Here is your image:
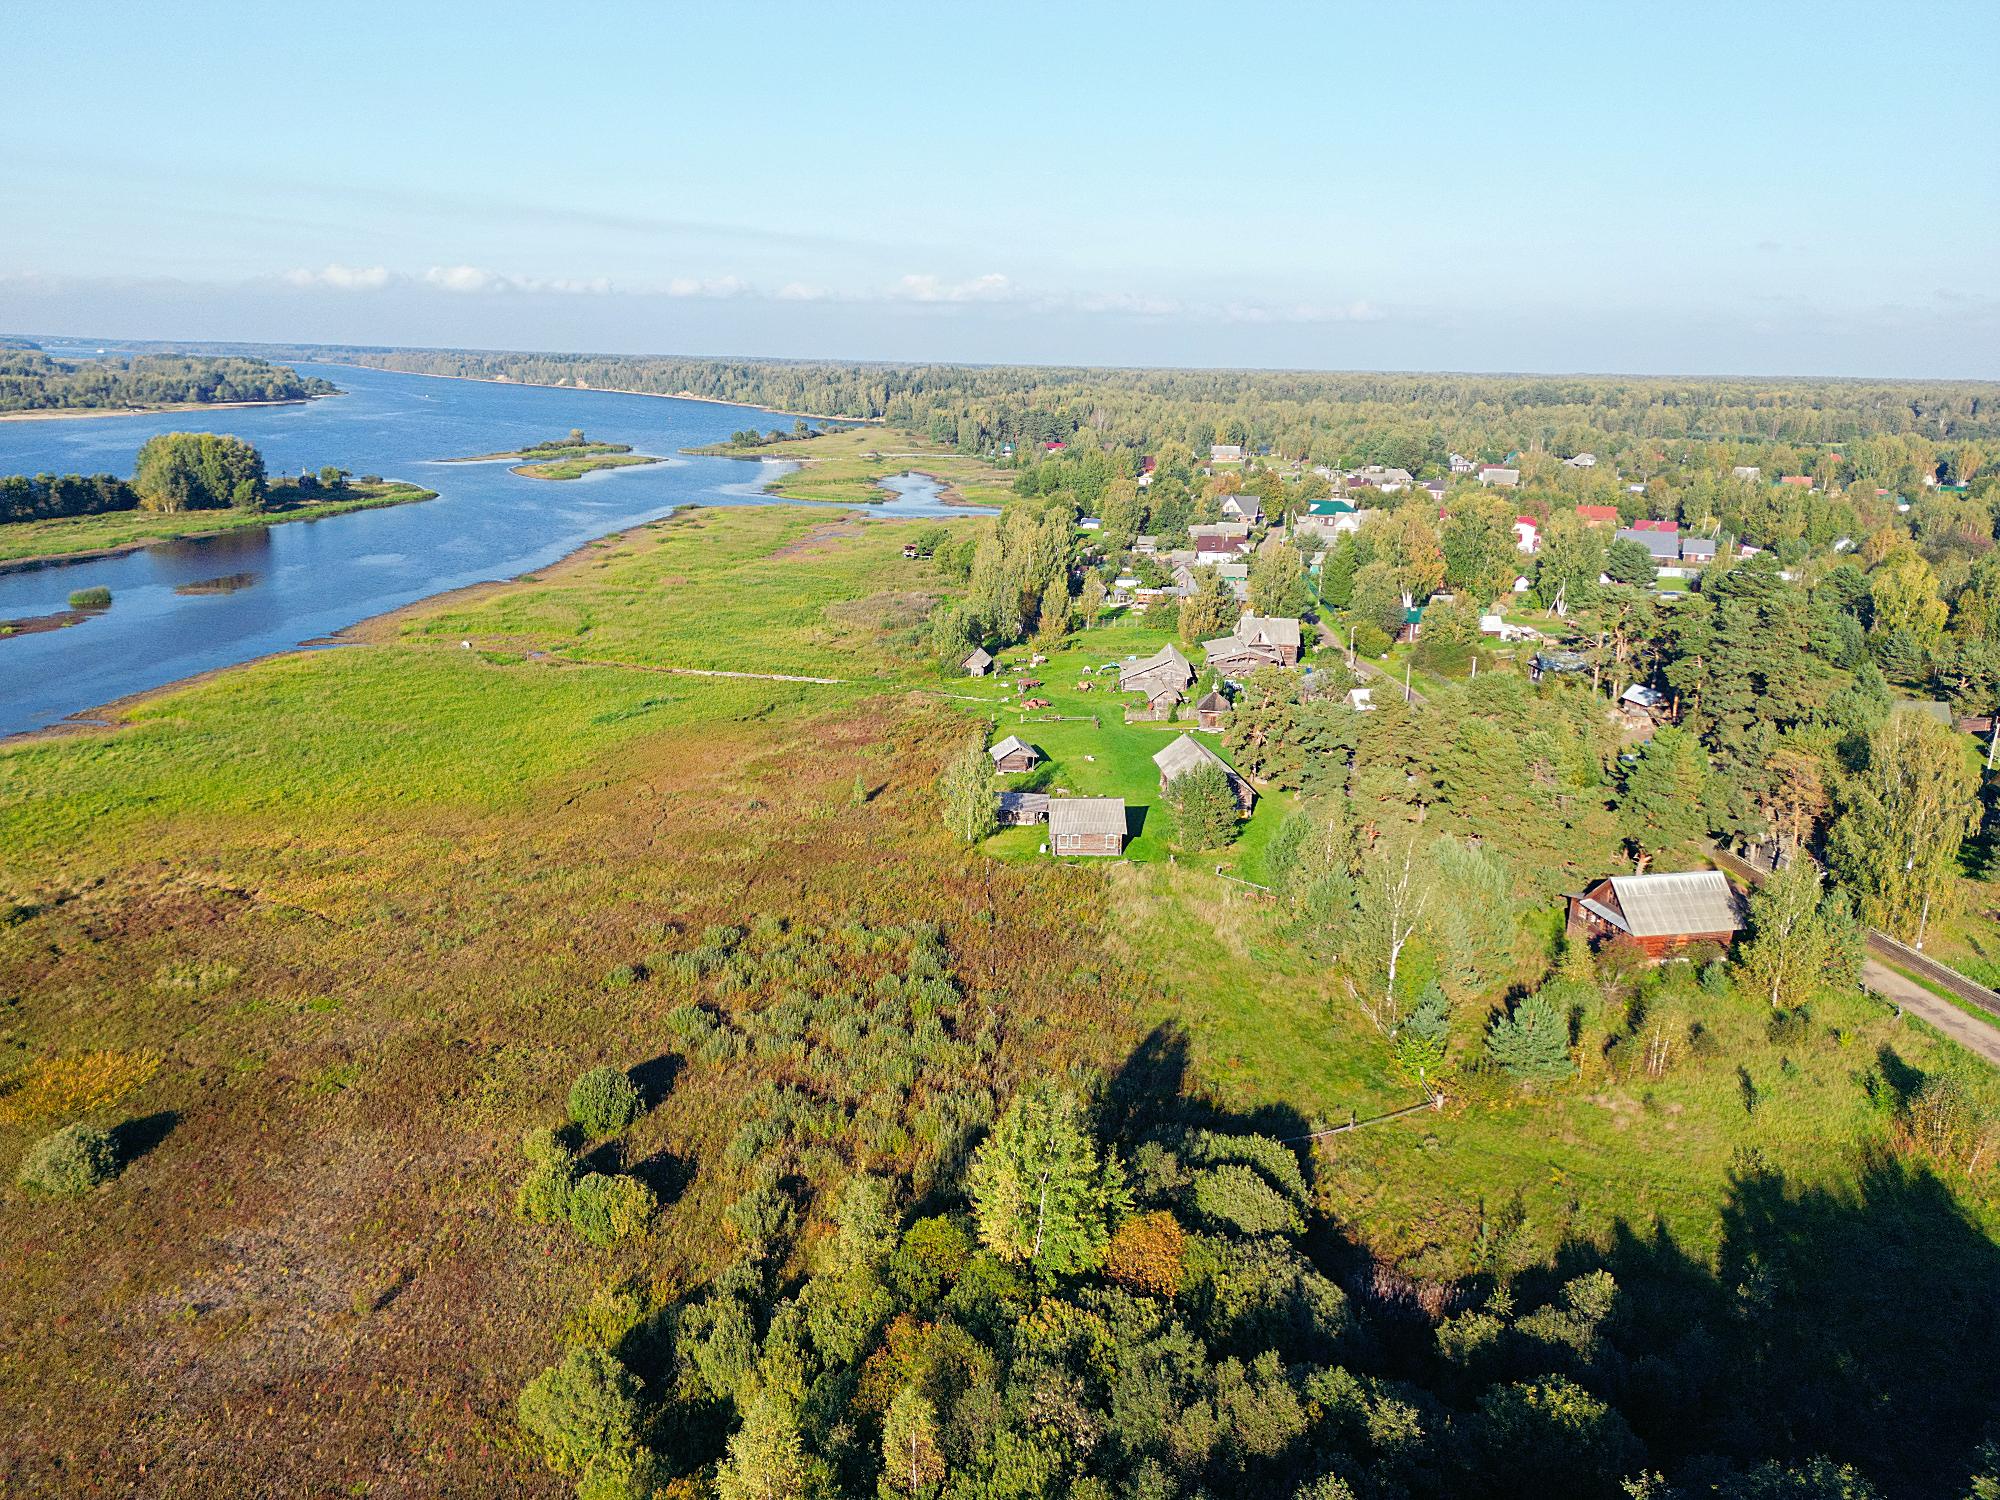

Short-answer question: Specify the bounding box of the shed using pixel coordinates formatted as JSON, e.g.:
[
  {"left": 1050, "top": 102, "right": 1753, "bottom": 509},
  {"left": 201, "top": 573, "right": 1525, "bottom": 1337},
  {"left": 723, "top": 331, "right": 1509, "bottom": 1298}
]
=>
[
  {"left": 1118, "top": 643, "right": 1194, "bottom": 698},
  {"left": 1195, "top": 688, "right": 1231, "bottom": 730},
  {"left": 997, "top": 790, "right": 1050, "bottom": 827},
  {"left": 1566, "top": 870, "right": 1744, "bottom": 959},
  {"left": 988, "top": 735, "right": 1042, "bottom": 774},
  {"left": 1152, "top": 733, "right": 1253, "bottom": 810},
  {"left": 1048, "top": 797, "right": 1127, "bottom": 856},
  {"left": 962, "top": 647, "right": 993, "bottom": 677}
]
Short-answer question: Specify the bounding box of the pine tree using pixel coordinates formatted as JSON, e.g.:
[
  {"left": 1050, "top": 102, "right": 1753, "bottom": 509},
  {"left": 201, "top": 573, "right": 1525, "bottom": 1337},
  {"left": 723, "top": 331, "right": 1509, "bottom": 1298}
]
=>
[
  {"left": 1617, "top": 727, "right": 1714, "bottom": 870},
  {"left": 1165, "top": 761, "right": 1240, "bottom": 852},
  {"left": 1394, "top": 981, "right": 1451, "bottom": 1086}
]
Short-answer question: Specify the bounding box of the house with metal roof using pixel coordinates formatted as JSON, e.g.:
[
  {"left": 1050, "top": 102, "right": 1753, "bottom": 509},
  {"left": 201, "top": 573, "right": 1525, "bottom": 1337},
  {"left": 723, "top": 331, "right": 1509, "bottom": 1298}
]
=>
[
  {"left": 1616, "top": 526, "right": 1681, "bottom": 561},
  {"left": 1566, "top": 869, "right": 1744, "bottom": 959}
]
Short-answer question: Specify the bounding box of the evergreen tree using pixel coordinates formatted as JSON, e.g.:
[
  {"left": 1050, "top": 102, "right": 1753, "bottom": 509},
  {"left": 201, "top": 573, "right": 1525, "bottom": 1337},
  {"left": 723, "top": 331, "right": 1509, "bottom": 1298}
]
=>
[
  {"left": 1617, "top": 727, "right": 1715, "bottom": 869},
  {"left": 1165, "top": 760, "right": 1241, "bottom": 852},
  {"left": 1394, "top": 980, "right": 1451, "bottom": 1086},
  {"left": 1485, "top": 992, "right": 1575, "bottom": 1080}
]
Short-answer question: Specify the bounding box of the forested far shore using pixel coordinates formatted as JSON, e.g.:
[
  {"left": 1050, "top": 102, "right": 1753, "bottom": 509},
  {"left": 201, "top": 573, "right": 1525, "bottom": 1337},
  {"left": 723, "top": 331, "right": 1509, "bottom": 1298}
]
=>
[
  {"left": 0, "top": 349, "right": 334, "bottom": 414},
  {"left": 236, "top": 344, "right": 2000, "bottom": 458}
]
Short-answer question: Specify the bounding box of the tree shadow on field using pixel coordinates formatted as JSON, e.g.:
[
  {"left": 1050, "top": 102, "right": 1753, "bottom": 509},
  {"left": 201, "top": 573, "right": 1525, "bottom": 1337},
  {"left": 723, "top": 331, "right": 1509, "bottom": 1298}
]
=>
[
  {"left": 1482, "top": 1153, "right": 2000, "bottom": 1497},
  {"left": 1106, "top": 1020, "right": 1310, "bottom": 1144},
  {"left": 630, "top": 1053, "right": 683, "bottom": 1109},
  {"left": 112, "top": 1110, "right": 179, "bottom": 1166}
]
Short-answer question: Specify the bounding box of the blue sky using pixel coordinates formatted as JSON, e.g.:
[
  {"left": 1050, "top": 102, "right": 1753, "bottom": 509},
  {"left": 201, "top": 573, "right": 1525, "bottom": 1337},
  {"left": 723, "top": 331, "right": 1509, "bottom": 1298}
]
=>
[{"left": 5, "top": 1, "right": 1995, "bottom": 376}]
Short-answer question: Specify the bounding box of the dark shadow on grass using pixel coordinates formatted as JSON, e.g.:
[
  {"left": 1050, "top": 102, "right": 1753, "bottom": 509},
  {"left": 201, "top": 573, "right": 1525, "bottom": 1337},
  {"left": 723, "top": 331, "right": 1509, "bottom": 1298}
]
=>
[
  {"left": 630, "top": 1053, "right": 683, "bottom": 1108},
  {"left": 1457, "top": 1153, "right": 2000, "bottom": 1497},
  {"left": 112, "top": 1110, "right": 179, "bottom": 1165},
  {"left": 627, "top": 1147, "right": 694, "bottom": 1207}
]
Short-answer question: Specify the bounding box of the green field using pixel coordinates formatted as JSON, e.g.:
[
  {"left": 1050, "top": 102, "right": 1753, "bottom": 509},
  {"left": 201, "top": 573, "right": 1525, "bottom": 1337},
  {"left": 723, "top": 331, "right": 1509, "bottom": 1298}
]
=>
[
  {"left": 692, "top": 424, "right": 1016, "bottom": 506},
  {"left": 509, "top": 452, "right": 664, "bottom": 481},
  {"left": 0, "top": 480, "right": 437, "bottom": 566}
]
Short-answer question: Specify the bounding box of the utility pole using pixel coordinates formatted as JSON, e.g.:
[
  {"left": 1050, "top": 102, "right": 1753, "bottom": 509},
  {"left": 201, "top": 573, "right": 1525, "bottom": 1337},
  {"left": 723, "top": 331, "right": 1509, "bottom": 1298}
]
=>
[
  {"left": 1987, "top": 709, "right": 1997, "bottom": 772},
  {"left": 1404, "top": 656, "right": 1413, "bottom": 703}
]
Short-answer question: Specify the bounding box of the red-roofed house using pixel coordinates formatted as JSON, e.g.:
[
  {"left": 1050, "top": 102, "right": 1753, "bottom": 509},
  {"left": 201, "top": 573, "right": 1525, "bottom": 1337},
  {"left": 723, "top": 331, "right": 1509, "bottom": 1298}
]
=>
[
  {"left": 1779, "top": 475, "right": 1812, "bottom": 488},
  {"left": 1632, "top": 519, "right": 1679, "bottom": 533},
  {"left": 1513, "top": 516, "right": 1540, "bottom": 553},
  {"left": 1576, "top": 505, "right": 1621, "bottom": 527}
]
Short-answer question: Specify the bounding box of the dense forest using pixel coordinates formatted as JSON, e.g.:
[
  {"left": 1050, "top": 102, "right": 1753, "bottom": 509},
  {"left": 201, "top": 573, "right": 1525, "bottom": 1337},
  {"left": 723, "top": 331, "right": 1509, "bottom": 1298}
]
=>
[
  {"left": 266, "top": 345, "right": 2000, "bottom": 474},
  {"left": 0, "top": 350, "right": 334, "bottom": 414}
]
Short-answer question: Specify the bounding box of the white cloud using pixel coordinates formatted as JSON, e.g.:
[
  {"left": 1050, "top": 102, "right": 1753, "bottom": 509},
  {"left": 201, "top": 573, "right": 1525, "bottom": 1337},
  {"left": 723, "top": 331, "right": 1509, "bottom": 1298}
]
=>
[
  {"left": 893, "top": 272, "right": 1016, "bottom": 304},
  {"left": 421, "top": 265, "right": 614, "bottom": 295},
  {"left": 283, "top": 263, "right": 392, "bottom": 291},
  {"left": 775, "top": 281, "right": 831, "bottom": 302}
]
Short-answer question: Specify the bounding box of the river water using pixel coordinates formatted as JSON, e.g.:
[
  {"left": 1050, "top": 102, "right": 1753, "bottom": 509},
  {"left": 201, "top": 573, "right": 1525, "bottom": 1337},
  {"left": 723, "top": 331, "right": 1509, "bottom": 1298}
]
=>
[{"left": 0, "top": 363, "right": 981, "bottom": 735}]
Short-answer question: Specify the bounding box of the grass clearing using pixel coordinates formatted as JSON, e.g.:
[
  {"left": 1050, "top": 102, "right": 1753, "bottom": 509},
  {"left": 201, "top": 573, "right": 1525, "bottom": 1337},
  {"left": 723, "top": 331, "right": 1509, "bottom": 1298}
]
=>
[{"left": 692, "top": 424, "right": 1016, "bottom": 507}]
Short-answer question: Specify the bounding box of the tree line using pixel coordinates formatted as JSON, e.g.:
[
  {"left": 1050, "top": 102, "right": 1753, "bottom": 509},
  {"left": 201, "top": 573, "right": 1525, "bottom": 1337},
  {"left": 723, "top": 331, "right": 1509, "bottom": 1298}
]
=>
[
  {"left": 0, "top": 352, "right": 333, "bottom": 414},
  {"left": 1, "top": 433, "right": 279, "bottom": 523}
]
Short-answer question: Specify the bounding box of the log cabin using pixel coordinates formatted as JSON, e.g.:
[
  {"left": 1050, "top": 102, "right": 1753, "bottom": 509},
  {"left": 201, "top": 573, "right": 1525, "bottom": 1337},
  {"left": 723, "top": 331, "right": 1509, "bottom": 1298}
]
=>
[
  {"left": 1047, "top": 797, "right": 1126, "bottom": 856},
  {"left": 987, "top": 735, "right": 1042, "bottom": 774},
  {"left": 1567, "top": 869, "right": 1744, "bottom": 959}
]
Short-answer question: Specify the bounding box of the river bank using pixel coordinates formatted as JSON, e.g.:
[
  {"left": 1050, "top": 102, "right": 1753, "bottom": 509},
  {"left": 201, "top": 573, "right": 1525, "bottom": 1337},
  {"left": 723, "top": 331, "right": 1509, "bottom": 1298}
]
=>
[
  {"left": 0, "top": 480, "right": 438, "bottom": 572},
  {"left": 314, "top": 360, "right": 878, "bottom": 425},
  {"left": 0, "top": 395, "right": 327, "bottom": 424}
]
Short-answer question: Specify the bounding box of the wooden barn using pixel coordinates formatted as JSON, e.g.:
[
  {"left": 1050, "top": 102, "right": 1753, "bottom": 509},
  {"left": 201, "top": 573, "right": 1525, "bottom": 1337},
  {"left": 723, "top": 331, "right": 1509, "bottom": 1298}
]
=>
[
  {"left": 987, "top": 735, "right": 1042, "bottom": 774},
  {"left": 1047, "top": 797, "right": 1126, "bottom": 856},
  {"left": 962, "top": 647, "right": 994, "bottom": 677},
  {"left": 1567, "top": 870, "right": 1744, "bottom": 959},
  {"left": 1194, "top": 688, "right": 1231, "bottom": 729},
  {"left": 1118, "top": 643, "right": 1194, "bottom": 699},
  {"left": 1153, "top": 733, "right": 1254, "bottom": 811},
  {"left": 997, "top": 791, "right": 1050, "bottom": 827}
]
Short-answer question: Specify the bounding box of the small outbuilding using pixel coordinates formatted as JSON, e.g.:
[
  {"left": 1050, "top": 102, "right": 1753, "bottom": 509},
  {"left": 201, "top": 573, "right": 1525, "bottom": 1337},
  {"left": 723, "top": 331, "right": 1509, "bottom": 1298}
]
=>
[
  {"left": 997, "top": 790, "right": 1050, "bottom": 826},
  {"left": 1194, "top": 688, "right": 1231, "bottom": 729},
  {"left": 1153, "top": 733, "right": 1254, "bottom": 810},
  {"left": 1047, "top": 797, "right": 1127, "bottom": 856},
  {"left": 1567, "top": 869, "right": 1744, "bottom": 960},
  {"left": 988, "top": 735, "right": 1042, "bottom": 774},
  {"left": 963, "top": 647, "right": 994, "bottom": 677}
]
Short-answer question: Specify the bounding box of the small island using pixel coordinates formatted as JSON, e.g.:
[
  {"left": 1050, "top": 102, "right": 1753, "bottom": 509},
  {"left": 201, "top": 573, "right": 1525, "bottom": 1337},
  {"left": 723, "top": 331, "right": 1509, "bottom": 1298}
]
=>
[
  {"left": 0, "top": 346, "right": 337, "bottom": 418},
  {"left": 440, "top": 429, "right": 667, "bottom": 481},
  {"left": 0, "top": 435, "right": 436, "bottom": 568}
]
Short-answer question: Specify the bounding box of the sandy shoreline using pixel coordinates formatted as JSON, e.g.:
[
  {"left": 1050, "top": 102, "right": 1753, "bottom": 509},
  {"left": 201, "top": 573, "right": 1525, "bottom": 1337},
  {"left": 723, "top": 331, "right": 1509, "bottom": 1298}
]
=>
[
  {"left": 0, "top": 396, "right": 320, "bottom": 424},
  {"left": 313, "top": 361, "right": 877, "bottom": 426}
]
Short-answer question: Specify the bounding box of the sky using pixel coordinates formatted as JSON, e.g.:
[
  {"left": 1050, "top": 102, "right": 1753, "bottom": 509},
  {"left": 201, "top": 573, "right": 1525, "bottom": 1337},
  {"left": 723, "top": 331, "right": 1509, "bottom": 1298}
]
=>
[{"left": 4, "top": 1, "right": 1996, "bottom": 377}]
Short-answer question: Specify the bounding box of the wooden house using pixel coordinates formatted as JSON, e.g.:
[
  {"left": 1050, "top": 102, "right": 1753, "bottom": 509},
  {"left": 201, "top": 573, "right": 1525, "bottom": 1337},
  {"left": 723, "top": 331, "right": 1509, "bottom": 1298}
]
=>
[
  {"left": 962, "top": 647, "right": 994, "bottom": 677},
  {"left": 1048, "top": 797, "right": 1126, "bottom": 856},
  {"left": 1153, "top": 733, "right": 1254, "bottom": 811},
  {"left": 1566, "top": 870, "right": 1744, "bottom": 959},
  {"left": 997, "top": 790, "right": 1050, "bottom": 826},
  {"left": 1219, "top": 492, "right": 1264, "bottom": 524},
  {"left": 1195, "top": 688, "right": 1231, "bottom": 729},
  {"left": 988, "top": 735, "right": 1042, "bottom": 774},
  {"left": 1118, "top": 643, "right": 1194, "bottom": 699},
  {"left": 1201, "top": 613, "right": 1303, "bottom": 675}
]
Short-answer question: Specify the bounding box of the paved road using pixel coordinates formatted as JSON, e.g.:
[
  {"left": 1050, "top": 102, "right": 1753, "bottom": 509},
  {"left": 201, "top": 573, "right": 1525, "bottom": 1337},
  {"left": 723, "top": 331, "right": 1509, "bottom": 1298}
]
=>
[{"left": 1861, "top": 958, "right": 2000, "bottom": 1067}]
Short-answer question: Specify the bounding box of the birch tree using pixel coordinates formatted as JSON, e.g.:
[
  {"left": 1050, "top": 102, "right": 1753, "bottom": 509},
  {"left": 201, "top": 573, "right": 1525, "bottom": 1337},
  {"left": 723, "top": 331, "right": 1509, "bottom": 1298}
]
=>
[
  {"left": 1827, "top": 707, "right": 1979, "bottom": 944},
  {"left": 966, "top": 1085, "right": 1127, "bottom": 1275},
  {"left": 1346, "top": 827, "right": 1437, "bottom": 1032}
]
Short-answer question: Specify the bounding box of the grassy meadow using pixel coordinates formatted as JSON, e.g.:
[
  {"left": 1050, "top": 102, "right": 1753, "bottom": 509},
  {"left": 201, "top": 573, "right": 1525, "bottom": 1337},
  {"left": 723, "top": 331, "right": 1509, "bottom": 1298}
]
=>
[
  {"left": 0, "top": 479, "right": 438, "bottom": 567},
  {"left": 692, "top": 424, "right": 1016, "bottom": 507},
  {"left": 2, "top": 495, "right": 1997, "bottom": 1492}
]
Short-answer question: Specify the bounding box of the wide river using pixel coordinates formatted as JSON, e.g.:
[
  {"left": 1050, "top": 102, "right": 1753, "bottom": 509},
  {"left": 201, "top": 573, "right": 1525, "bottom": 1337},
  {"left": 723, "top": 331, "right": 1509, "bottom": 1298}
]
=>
[{"left": 0, "top": 362, "right": 981, "bottom": 735}]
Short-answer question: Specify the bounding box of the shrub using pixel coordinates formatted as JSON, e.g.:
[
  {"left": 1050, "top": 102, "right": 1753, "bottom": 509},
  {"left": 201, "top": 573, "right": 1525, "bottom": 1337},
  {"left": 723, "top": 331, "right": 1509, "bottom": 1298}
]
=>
[
  {"left": 887, "top": 1215, "right": 975, "bottom": 1307},
  {"left": 16, "top": 1122, "right": 119, "bottom": 1196},
  {"left": 1484, "top": 992, "right": 1575, "bottom": 1080},
  {"left": 568, "top": 1173, "right": 658, "bottom": 1247},
  {"left": 68, "top": 587, "right": 111, "bottom": 609},
  {"left": 1351, "top": 622, "right": 1391, "bottom": 658},
  {"left": 517, "top": 1344, "right": 644, "bottom": 1477},
  {"left": 1191, "top": 1162, "right": 1305, "bottom": 1237},
  {"left": 1104, "top": 1210, "right": 1189, "bottom": 1296},
  {"left": 568, "top": 1066, "right": 643, "bottom": 1136},
  {"left": 518, "top": 1161, "right": 577, "bottom": 1225}
]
